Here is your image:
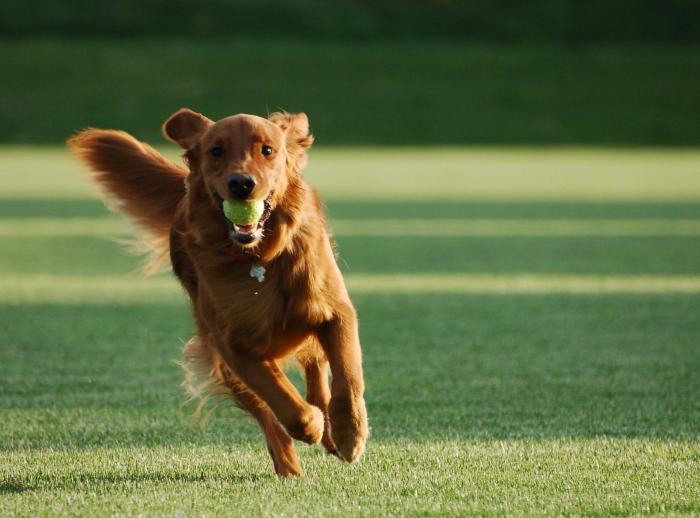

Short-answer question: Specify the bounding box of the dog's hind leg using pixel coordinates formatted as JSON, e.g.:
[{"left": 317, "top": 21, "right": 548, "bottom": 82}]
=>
[
  {"left": 317, "top": 303, "right": 369, "bottom": 464},
  {"left": 297, "top": 342, "right": 337, "bottom": 456}
]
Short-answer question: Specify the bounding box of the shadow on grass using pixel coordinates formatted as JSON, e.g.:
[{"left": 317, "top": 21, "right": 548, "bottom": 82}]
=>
[
  {"left": 6, "top": 230, "right": 700, "bottom": 277},
  {"left": 0, "top": 472, "right": 274, "bottom": 493},
  {"left": 4, "top": 197, "right": 700, "bottom": 220},
  {"left": 0, "top": 198, "right": 109, "bottom": 219},
  {"left": 0, "top": 479, "right": 34, "bottom": 494},
  {"left": 2, "top": 293, "right": 699, "bottom": 452}
]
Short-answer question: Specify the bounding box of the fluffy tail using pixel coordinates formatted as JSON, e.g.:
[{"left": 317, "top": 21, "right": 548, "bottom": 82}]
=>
[{"left": 68, "top": 129, "right": 187, "bottom": 272}]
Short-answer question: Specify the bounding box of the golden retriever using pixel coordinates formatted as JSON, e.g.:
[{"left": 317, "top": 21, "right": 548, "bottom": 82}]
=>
[{"left": 68, "top": 109, "right": 368, "bottom": 476}]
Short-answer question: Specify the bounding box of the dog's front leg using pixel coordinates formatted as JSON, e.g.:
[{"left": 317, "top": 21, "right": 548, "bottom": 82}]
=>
[
  {"left": 318, "top": 303, "right": 369, "bottom": 463},
  {"left": 224, "top": 349, "right": 324, "bottom": 445}
]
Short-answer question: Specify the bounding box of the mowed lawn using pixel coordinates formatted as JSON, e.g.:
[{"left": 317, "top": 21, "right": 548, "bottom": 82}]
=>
[{"left": 1, "top": 147, "right": 700, "bottom": 516}]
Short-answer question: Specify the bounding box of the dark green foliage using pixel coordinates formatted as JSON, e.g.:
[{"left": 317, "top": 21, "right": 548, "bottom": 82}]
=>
[
  {"left": 1, "top": 0, "right": 698, "bottom": 44},
  {"left": 2, "top": 40, "right": 700, "bottom": 145}
]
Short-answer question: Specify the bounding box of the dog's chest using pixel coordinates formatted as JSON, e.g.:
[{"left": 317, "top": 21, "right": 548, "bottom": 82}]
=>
[{"left": 201, "top": 259, "right": 329, "bottom": 354}]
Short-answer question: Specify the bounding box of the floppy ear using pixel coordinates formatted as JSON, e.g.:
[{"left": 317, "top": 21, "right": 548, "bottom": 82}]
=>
[
  {"left": 162, "top": 108, "right": 213, "bottom": 149},
  {"left": 269, "top": 112, "right": 314, "bottom": 151}
]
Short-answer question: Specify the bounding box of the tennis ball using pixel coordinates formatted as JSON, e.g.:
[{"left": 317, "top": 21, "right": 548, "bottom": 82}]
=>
[{"left": 222, "top": 199, "right": 265, "bottom": 225}]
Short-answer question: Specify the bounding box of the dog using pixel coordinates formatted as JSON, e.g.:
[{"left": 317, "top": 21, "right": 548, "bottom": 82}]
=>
[{"left": 68, "top": 109, "right": 368, "bottom": 476}]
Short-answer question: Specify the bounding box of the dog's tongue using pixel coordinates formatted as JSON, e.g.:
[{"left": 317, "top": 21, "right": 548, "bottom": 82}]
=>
[{"left": 235, "top": 223, "right": 255, "bottom": 234}]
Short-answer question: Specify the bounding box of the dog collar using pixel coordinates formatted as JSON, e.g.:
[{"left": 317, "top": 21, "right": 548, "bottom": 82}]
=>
[
  {"left": 221, "top": 246, "right": 266, "bottom": 283},
  {"left": 222, "top": 246, "right": 256, "bottom": 262}
]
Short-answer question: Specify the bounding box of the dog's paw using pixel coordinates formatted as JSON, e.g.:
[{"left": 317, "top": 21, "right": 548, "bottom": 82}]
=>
[
  {"left": 329, "top": 396, "right": 368, "bottom": 464},
  {"left": 321, "top": 417, "right": 339, "bottom": 457},
  {"left": 267, "top": 437, "right": 304, "bottom": 477},
  {"left": 275, "top": 463, "right": 304, "bottom": 477},
  {"left": 271, "top": 451, "right": 304, "bottom": 478},
  {"left": 285, "top": 405, "right": 324, "bottom": 445}
]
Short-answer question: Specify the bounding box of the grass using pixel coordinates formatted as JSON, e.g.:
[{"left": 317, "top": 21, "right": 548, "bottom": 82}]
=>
[
  {"left": 2, "top": 39, "right": 700, "bottom": 146},
  {"left": 1, "top": 146, "right": 700, "bottom": 516}
]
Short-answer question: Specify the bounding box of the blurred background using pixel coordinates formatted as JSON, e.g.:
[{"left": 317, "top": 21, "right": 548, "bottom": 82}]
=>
[
  {"left": 2, "top": 2, "right": 700, "bottom": 514},
  {"left": 1, "top": 0, "right": 699, "bottom": 146}
]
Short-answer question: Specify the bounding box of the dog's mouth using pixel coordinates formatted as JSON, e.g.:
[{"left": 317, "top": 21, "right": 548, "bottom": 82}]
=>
[{"left": 218, "top": 192, "right": 274, "bottom": 247}]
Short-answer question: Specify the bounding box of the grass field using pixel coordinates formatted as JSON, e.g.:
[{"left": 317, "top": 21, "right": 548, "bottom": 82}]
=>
[{"left": 1, "top": 146, "right": 700, "bottom": 516}]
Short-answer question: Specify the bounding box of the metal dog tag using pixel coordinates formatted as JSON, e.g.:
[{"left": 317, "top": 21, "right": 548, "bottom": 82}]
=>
[{"left": 250, "top": 263, "right": 266, "bottom": 283}]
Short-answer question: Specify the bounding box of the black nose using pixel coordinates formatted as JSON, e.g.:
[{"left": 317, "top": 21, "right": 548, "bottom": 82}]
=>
[{"left": 227, "top": 173, "right": 256, "bottom": 199}]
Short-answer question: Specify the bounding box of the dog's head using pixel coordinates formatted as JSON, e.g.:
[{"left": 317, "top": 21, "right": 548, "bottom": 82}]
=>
[{"left": 163, "top": 108, "right": 313, "bottom": 248}]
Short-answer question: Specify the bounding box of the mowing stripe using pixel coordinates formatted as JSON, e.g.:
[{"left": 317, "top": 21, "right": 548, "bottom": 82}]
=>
[
  {"left": 0, "top": 218, "right": 126, "bottom": 236},
  {"left": 4, "top": 147, "right": 700, "bottom": 201},
  {"left": 2, "top": 274, "right": 700, "bottom": 303},
  {"left": 330, "top": 219, "right": 700, "bottom": 237},
  {"left": 4, "top": 218, "right": 700, "bottom": 237},
  {"left": 346, "top": 274, "right": 700, "bottom": 294}
]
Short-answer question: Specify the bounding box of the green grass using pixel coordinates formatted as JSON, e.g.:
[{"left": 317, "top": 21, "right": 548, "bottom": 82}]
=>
[
  {"left": 2, "top": 39, "right": 700, "bottom": 146},
  {"left": 1, "top": 147, "right": 700, "bottom": 516}
]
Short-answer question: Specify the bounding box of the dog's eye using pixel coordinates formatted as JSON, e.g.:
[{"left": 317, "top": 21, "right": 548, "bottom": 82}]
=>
[
  {"left": 261, "top": 145, "right": 273, "bottom": 157},
  {"left": 210, "top": 146, "right": 224, "bottom": 157}
]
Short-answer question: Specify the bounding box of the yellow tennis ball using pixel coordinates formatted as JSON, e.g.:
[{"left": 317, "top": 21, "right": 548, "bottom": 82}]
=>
[{"left": 222, "top": 199, "right": 265, "bottom": 225}]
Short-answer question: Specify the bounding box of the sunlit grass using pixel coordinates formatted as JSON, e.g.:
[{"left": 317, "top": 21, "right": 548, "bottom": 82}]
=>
[
  {"left": 2, "top": 273, "right": 700, "bottom": 304},
  {"left": 3, "top": 440, "right": 698, "bottom": 516},
  {"left": 3, "top": 146, "right": 700, "bottom": 200},
  {"left": 7, "top": 217, "right": 700, "bottom": 237},
  {"left": 1, "top": 147, "right": 699, "bottom": 516}
]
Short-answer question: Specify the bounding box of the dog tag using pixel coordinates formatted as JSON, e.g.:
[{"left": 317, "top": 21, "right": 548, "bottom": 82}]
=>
[{"left": 250, "top": 263, "right": 266, "bottom": 283}]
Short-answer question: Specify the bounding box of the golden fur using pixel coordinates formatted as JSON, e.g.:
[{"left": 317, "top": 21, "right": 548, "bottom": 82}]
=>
[{"left": 68, "top": 109, "right": 368, "bottom": 476}]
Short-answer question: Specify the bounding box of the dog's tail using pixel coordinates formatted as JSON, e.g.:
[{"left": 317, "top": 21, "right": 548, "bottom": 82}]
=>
[{"left": 68, "top": 129, "right": 187, "bottom": 272}]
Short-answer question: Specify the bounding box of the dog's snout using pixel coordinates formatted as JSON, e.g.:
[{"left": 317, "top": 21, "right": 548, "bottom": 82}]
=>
[{"left": 227, "top": 173, "right": 256, "bottom": 199}]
